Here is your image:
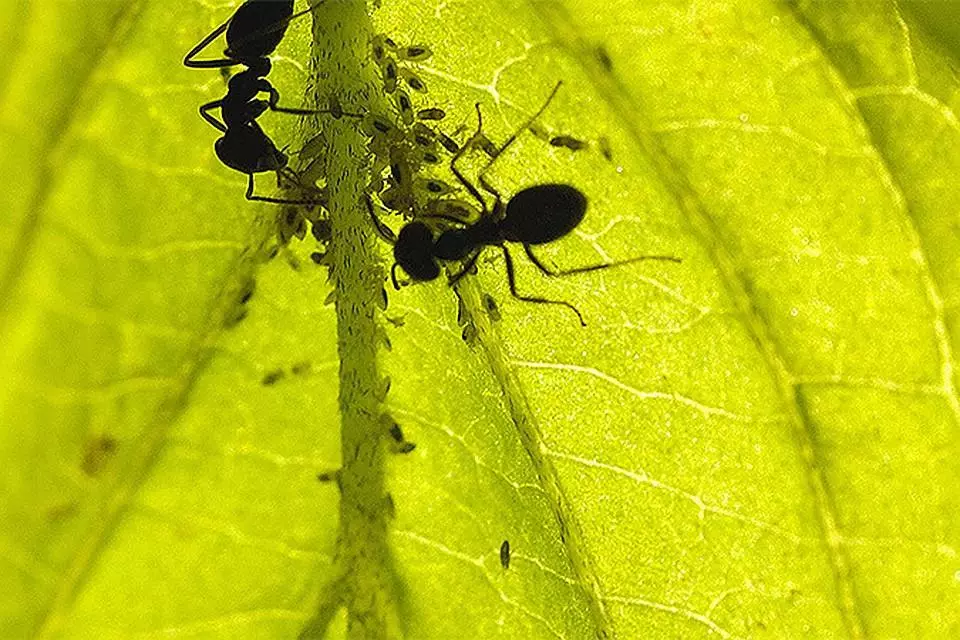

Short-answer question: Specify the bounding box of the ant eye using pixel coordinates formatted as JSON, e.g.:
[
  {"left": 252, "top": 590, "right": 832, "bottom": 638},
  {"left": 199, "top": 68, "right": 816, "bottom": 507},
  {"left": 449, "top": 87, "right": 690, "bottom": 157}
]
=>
[{"left": 417, "top": 107, "right": 445, "bottom": 121}]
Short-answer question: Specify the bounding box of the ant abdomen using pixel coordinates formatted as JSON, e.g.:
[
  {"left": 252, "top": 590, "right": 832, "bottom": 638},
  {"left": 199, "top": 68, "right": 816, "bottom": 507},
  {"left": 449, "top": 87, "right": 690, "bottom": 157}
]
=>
[{"left": 501, "top": 184, "right": 586, "bottom": 245}]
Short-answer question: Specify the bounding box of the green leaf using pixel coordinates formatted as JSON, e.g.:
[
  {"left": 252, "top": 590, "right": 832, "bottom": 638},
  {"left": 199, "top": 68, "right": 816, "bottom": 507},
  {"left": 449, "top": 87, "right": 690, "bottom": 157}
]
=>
[{"left": 1, "top": 1, "right": 958, "bottom": 638}]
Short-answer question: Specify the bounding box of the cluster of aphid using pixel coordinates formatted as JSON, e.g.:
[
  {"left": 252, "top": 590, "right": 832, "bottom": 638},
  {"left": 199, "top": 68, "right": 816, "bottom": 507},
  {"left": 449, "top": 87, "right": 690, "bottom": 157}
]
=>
[{"left": 184, "top": 0, "right": 682, "bottom": 329}]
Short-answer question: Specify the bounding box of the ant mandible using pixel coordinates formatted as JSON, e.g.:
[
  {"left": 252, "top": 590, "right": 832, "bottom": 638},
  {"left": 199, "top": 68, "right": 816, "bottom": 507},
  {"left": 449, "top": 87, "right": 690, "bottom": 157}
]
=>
[
  {"left": 374, "top": 82, "right": 682, "bottom": 326},
  {"left": 184, "top": 0, "right": 356, "bottom": 205}
]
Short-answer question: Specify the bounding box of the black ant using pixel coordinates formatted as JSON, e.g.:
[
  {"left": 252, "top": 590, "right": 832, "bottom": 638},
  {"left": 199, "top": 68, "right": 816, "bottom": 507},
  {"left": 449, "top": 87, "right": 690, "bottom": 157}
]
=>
[
  {"left": 184, "top": 0, "right": 356, "bottom": 204},
  {"left": 371, "top": 82, "right": 681, "bottom": 326}
]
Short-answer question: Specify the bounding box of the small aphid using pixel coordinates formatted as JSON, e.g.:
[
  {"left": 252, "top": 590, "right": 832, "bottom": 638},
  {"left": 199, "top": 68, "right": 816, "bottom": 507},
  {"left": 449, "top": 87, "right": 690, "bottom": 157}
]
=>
[
  {"left": 417, "top": 107, "right": 446, "bottom": 121},
  {"left": 224, "top": 306, "right": 248, "bottom": 328},
  {"left": 388, "top": 422, "right": 405, "bottom": 443},
  {"left": 397, "top": 44, "right": 432, "bottom": 62},
  {"left": 595, "top": 45, "right": 613, "bottom": 72},
  {"left": 483, "top": 294, "right": 501, "bottom": 321},
  {"left": 436, "top": 131, "right": 460, "bottom": 154},
  {"left": 411, "top": 122, "right": 436, "bottom": 143},
  {"left": 382, "top": 59, "right": 399, "bottom": 93},
  {"left": 598, "top": 136, "right": 613, "bottom": 162},
  {"left": 385, "top": 314, "right": 406, "bottom": 327},
  {"left": 416, "top": 178, "right": 454, "bottom": 196},
  {"left": 378, "top": 376, "right": 392, "bottom": 400},
  {"left": 549, "top": 135, "right": 588, "bottom": 151},
  {"left": 475, "top": 134, "right": 499, "bottom": 158},
  {"left": 419, "top": 150, "right": 441, "bottom": 165},
  {"left": 261, "top": 369, "right": 285, "bottom": 386},
  {"left": 400, "top": 68, "right": 428, "bottom": 93},
  {"left": 363, "top": 113, "right": 398, "bottom": 139},
  {"left": 316, "top": 469, "right": 340, "bottom": 483},
  {"left": 291, "top": 361, "right": 312, "bottom": 376},
  {"left": 385, "top": 493, "right": 396, "bottom": 518},
  {"left": 327, "top": 94, "right": 344, "bottom": 119},
  {"left": 311, "top": 218, "right": 332, "bottom": 243},
  {"left": 424, "top": 198, "right": 478, "bottom": 221},
  {"left": 396, "top": 91, "right": 415, "bottom": 125},
  {"left": 371, "top": 34, "right": 396, "bottom": 65},
  {"left": 82, "top": 435, "right": 118, "bottom": 477},
  {"left": 238, "top": 277, "right": 256, "bottom": 306},
  {"left": 396, "top": 441, "right": 416, "bottom": 454},
  {"left": 500, "top": 540, "right": 511, "bottom": 569},
  {"left": 528, "top": 122, "right": 551, "bottom": 141}
]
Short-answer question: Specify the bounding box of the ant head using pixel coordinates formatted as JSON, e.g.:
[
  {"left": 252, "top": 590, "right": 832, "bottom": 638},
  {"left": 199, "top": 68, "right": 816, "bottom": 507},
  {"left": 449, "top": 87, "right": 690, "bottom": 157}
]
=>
[{"left": 394, "top": 222, "right": 440, "bottom": 281}]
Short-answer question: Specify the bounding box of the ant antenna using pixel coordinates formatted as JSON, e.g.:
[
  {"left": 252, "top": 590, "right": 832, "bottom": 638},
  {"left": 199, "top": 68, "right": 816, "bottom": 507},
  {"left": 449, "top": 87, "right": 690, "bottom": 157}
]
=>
[{"left": 481, "top": 81, "right": 562, "bottom": 182}]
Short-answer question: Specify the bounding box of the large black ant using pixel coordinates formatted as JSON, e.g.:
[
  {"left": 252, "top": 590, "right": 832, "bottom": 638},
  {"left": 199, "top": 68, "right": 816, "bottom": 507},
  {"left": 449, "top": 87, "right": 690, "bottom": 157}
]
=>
[
  {"left": 371, "top": 82, "right": 681, "bottom": 326},
  {"left": 184, "top": 0, "right": 356, "bottom": 205}
]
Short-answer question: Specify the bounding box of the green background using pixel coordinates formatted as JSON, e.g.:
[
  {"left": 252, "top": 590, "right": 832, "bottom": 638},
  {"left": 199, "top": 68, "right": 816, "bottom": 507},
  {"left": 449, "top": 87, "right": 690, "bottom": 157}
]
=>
[{"left": 0, "top": 1, "right": 958, "bottom": 638}]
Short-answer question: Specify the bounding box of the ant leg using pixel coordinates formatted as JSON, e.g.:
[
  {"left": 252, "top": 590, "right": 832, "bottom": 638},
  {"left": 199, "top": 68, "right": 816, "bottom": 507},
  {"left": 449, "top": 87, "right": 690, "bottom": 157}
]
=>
[
  {"left": 183, "top": 20, "right": 235, "bottom": 68},
  {"left": 390, "top": 263, "right": 404, "bottom": 290},
  {"left": 448, "top": 106, "right": 490, "bottom": 213},
  {"left": 500, "top": 244, "right": 587, "bottom": 326},
  {"left": 199, "top": 100, "right": 227, "bottom": 132},
  {"left": 244, "top": 173, "right": 326, "bottom": 206},
  {"left": 477, "top": 81, "right": 562, "bottom": 199},
  {"left": 365, "top": 195, "right": 397, "bottom": 243},
  {"left": 523, "top": 244, "right": 682, "bottom": 276},
  {"left": 447, "top": 251, "right": 482, "bottom": 285}
]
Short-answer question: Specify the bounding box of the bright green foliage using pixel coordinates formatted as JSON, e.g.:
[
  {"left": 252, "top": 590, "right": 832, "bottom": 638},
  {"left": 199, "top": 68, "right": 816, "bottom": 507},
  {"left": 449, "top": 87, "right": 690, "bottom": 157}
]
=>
[{"left": 0, "top": 1, "right": 958, "bottom": 639}]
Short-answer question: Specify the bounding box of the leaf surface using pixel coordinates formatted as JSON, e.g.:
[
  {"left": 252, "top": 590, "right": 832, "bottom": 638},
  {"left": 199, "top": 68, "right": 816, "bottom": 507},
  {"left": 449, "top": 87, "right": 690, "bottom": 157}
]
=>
[{"left": 0, "top": 1, "right": 957, "bottom": 639}]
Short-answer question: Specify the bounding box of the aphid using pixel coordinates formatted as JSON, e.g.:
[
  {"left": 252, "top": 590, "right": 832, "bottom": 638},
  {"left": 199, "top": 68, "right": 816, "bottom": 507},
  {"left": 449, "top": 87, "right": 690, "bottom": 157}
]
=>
[
  {"left": 396, "top": 91, "right": 415, "bottom": 125},
  {"left": 316, "top": 469, "right": 340, "bottom": 483},
  {"left": 384, "top": 493, "right": 396, "bottom": 518},
  {"left": 595, "top": 45, "right": 614, "bottom": 72},
  {"left": 374, "top": 82, "right": 682, "bottom": 325},
  {"left": 436, "top": 130, "right": 460, "bottom": 154},
  {"left": 399, "top": 68, "right": 428, "bottom": 93},
  {"left": 82, "top": 435, "right": 117, "bottom": 477},
  {"left": 261, "top": 369, "right": 285, "bottom": 386},
  {"left": 382, "top": 59, "right": 399, "bottom": 93},
  {"left": 417, "top": 107, "right": 446, "bottom": 121},
  {"left": 500, "top": 540, "right": 511, "bottom": 569},
  {"left": 291, "top": 361, "right": 312, "bottom": 376},
  {"left": 371, "top": 34, "right": 396, "bottom": 66},
  {"left": 483, "top": 293, "right": 501, "bottom": 321},
  {"left": 549, "top": 135, "right": 589, "bottom": 152},
  {"left": 416, "top": 178, "right": 455, "bottom": 196},
  {"left": 598, "top": 135, "right": 614, "bottom": 162},
  {"left": 396, "top": 44, "right": 432, "bottom": 62},
  {"left": 411, "top": 123, "right": 437, "bottom": 148},
  {"left": 382, "top": 415, "right": 416, "bottom": 454}
]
